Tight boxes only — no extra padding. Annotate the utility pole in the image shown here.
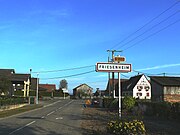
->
[36,73,39,104]
[107,50,111,96]
[107,50,122,98]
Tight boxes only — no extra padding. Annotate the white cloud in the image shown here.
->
[137,63,180,71]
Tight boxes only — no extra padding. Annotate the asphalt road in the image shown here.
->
[0,99,85,135]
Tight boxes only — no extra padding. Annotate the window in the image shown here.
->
[136,93,142,97]
[137,86,143,91]
[146,93,149,97]
[145,86,150,91]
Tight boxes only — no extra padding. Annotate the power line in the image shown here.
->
[163,73,180,76]
[33,1,180,81]
[132,70,180,77]
[132,70,161,76]
[121,74,130,78]
[40,70,95,80]
[110,0,179,50]
[32,65,95,74]
[117,11,179,50]
[123,19,180,51]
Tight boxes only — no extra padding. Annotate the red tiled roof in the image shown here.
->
[39,84,56,92]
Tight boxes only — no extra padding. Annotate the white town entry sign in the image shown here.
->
[96,62,131,73]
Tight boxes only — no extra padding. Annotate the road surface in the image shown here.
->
[0,99,85,135]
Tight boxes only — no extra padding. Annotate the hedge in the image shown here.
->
[0,96,27,106]
[14,90,69,97]
[140,101,180,120]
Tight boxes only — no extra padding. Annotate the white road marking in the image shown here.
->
[58,100,74,110]
[9,121,36,135]
[46,100,74,117]
[56,117,63,120]
[43,100,62,108]
[59,107,63,109]
[47,111,55,116]
[7,100,74,134]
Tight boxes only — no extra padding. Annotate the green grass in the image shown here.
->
[0,104,43,118]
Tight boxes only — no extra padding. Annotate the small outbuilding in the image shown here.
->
[150,76,180,102]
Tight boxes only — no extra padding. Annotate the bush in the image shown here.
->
[103,97,114,108]
[14,90,24,96]
[107,119,146,135]
[122,96,136,111]
[0,96,27,106]
[109,99,118,109]
[141,101,180,120]
[171,102,180,119]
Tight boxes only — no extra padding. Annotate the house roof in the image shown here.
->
[38,84,56,92]
[124,75,143,91]
[0,69,30,82]
[114,74,149,91]
[11,74,30,82]
[106,78,128,90]
[150,76,180,86]
[0,69,15,78]
[73,83,93,90]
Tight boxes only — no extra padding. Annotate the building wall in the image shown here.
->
[151,81,164,101]
[133,75,151,99]
[77,85,92,95]
[164,86,180,102]
[164,86,180,94]
[74,84,93,98]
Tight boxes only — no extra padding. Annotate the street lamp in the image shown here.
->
[36,73,39,104]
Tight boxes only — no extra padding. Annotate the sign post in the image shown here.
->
[62,88,68,99]
[118,72,121,117]
[96,57,131,118]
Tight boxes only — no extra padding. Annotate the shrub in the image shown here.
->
[107,119,146,135]
[171,102,180,119]
[103,97,114,108]
[109,99,118,109]
[14,90,24,96]
[141,101,180,120]
[122,96,136,111]
[0,96,27,106]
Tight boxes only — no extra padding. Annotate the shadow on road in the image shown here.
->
[17,116,42,120]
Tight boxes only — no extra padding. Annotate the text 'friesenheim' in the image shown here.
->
[97,63,131,72]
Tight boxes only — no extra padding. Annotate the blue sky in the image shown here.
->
[0,0,179,93]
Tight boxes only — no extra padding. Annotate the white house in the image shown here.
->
[121,74,151,99]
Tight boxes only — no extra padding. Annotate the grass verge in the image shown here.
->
[0,104,43,118]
